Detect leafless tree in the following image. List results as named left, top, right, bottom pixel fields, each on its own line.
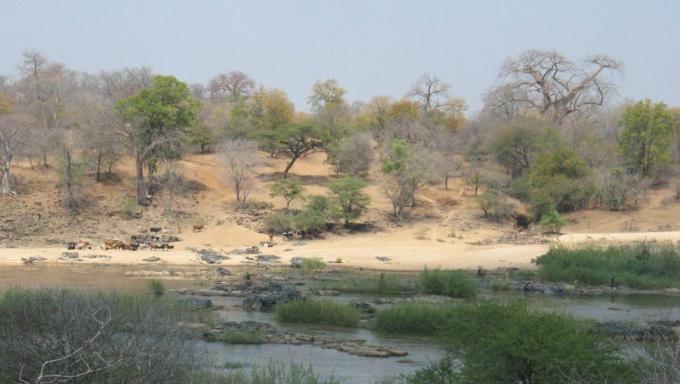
left=408, top=74, right=450, bottom=112
left=334, top=132, right=374, bottom=177
left=489, top=49, right=622, bottom=125
left=222, top=139, right=258, bottom=206
left=0, top=95, right=29, bottom=195
left=208, top=71, right=255, bottom=102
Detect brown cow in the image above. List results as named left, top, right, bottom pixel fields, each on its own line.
left=192, top=224, right=204, bottom=232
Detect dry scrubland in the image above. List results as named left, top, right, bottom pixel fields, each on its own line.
left=2, top=150, right=680, bottom=270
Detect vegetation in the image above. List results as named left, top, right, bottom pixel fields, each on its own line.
left=299, top=257, right=327, bottom=271
left=207, top=329, right=265, bottom=344
left=538, top=208, right=567, bottom=233
left=316, top=273, right=414, bottom=295
left=270, top=178, right=304, bottom=210
left=372, top=304, right=456, bottom=335
left=536, top=243, right=680, bottom=289
left=219, top=361, right=343, bottom=384
left=417, top=268, right=478, bottom=298
left=147, top=279, right=166, bottom=295
left=0, top=288, right=212, bottom=383
left=328, top=176, right=371, bottom=226
left=275, top=299, right=360, bottom=327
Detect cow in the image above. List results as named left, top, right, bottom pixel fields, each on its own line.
left=192, top=223, right=204, bottom=232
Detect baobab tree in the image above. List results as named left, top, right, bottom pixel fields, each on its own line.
left=0, top=94, right=29, bottom=195
left=208, top=71, right=255, bottom=102
left=488, top=50, right=622, bottom=124
left=408, top=74, right=451, bottom=112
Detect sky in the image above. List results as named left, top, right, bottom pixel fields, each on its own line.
left=1, top=0, right=679, bottom=113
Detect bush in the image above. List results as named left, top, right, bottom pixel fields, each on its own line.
left=438, top=301, right=637, bottom=384
left=372, top=304, right=456, bottom=335
left=148, top=279, right=166, bottom=295
left=219, top=361, right=343, bottom=384
left=417, top=269, right=477, bottom=298
left=538, top=208, right=566, bottom=233
left=0, top=288, right=211, bottom=384
left=316, top=273, right=414, bottom=295
left=536, top=242, right=680, bottom=289
left=264, top=212, right=295, bottom=234
left=300, top=257, right=327, bottom=271
left=275, top=299, right=360, bottom=327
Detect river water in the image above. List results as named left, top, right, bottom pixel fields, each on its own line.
left=2, top=264, right=680, bottom=383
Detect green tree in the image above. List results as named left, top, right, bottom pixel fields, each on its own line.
left=514, top=148, right=592, bottom=220
left=438, top=302, right=636, bottom=384
left=619, top=99, right=675, bottom=177
left=246, top=87, right=294, bottom=155
left=381, top=139, right=430, bottom=218
left=184, top=123, right=216, bottom=153
left=328, top=177, right=371, bottom=226
left=270, top=178, right=304, bottom=210
left=539, top=208, right=567, bottom=233
left=262, top=123, right=325, bottom=178
left=116, top=76, right=198, bottom=204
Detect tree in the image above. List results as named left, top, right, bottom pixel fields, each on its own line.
left=539, top=208, right=567, bottom=234
left=247, top=87, right=295, bottom=155
left=328, top=177, right=371, bottom=226
left=489, top=116, right=561, bottom=178
left=0, top=95, right=28, bottom=195
left=184, top=123, right=216, bottom=153
left=333, top=132, right=373, bottom=176
left=270, top=178, right=304, bottom=210
left=116, top=76, right=198, bottom=205
left=266, top=123, right=325, bottom=178
left=408, top=74, right=450, bottom=112
left=207, top=71, right=255, bottom=102
left=619, top=100, right=675, bottom=178
left=489, top=50, right=622, bottom=124
left=514, top=148, right=593, bottom=220
left=222, top=139, right=258, bottom=206
left=381, top=139, right=430, bottom=219
left=308, top=79, right=349, bottom=142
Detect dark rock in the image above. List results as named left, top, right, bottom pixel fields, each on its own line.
left=290, top=257, right=304, bottom=268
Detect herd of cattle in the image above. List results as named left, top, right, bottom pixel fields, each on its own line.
left=66, top=226, right=187, bottom=252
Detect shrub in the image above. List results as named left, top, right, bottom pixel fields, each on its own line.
left=538, top=208, right=567, bottom=233
left=438, top=301, right=637, bottom=384
left=316, top=273, right=414, bottom=295
left=264, top=212, right=295, bottom=234
left=270, top=178, right=304, bottom=210
left=300, top=257, right=327, bottom=271
left=148, top=279, right=166, bottom=295
left=372, top=304, right=456, bottom=335
left=219, top=361, right=344, bottom=384
left=328, top=177, right=371, bottom=226
left=535, top=242, right=680, bottom=289
left=275, top=299, right=359, bottom=327
left=0, top=288, right=211, bottom=384
left=417, top=269, right=477, bottom=298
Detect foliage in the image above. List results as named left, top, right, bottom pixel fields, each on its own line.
left=299, top=257, right=327, bottom=271
left=513, top=148, right=593, bottom=220
left=303, top=195, right=341, bottom=222
left=259, top=123, right=326, bottom=177
left=477, top=187, right=513, bottom=220
left=184, top=123, right=217, bottom=153
left=596, top=167, right=646, bottom=211
left=270, top=178, right=304, bottom=210
left=328, top=177, right=371, bottom=226
left=219, top=361, right=343, bottom=384
left=417, top=269, right=477, bottom=299
left=315, top=273, right=414, bottom=296
left=538, top=208, right=567, bottom=233
left=0, top=288, right=211, bottom=384
left=147, top=279, right=165, bottom=295
left=440, top=301, right=636, bottom=384
left=275, top=299, right=360, bottom=327
left=264, top=212, right=295, bottom=234
left=381, top=139, right=430, bottom=219
left=372, top=304, right=456, bottom=335
left=536, top=243, right=680, bottom=289
left=619, top=99, right=676, bottom=178
left=333, top=132, right=374, bottom=176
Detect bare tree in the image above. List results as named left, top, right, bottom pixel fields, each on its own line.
left=0, top=95, right=29, bottom=195
left=208, top=71, right=255, bottom=102
left=489, top=50, right=622, bottom=124
left=408, top=74, right=450, bottom=112
left=222, top=139, right=258, bottom=206
left=334, top=132, right=374, bottom=177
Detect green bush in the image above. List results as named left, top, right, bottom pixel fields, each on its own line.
left=317, top=273, right=414, bottom=295
left=275, top=299, right=360, bottom=327
left=300, top=257, right=327, bottom=271
left=219, top=361, right=343, bottom=384
left=437, top=301, right=637, bottom=384
left=372, top=304, right=456, bottom=335
left=264, top=212, right=295, bottom=234
left=148, top=279, right=166, bottom=295
left=536, top=242, right=680, bottom=289
left=417, top=269, right=477, bottom=298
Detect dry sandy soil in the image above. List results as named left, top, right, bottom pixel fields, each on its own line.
left=1, top=151, right=680, bottom=271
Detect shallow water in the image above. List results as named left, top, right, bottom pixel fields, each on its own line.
left=3, top=264, right=680, bottom=382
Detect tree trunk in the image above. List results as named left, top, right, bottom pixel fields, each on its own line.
left=95, top=152, right=102, bottom=182
left=0, top=156, right=11, bottom=195
left=282, top=154, right=301, bottom=179
left=135, top=150, right=146, bottom=205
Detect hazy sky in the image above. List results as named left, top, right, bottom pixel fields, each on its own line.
left=1, top=0, right=679, bottom=113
